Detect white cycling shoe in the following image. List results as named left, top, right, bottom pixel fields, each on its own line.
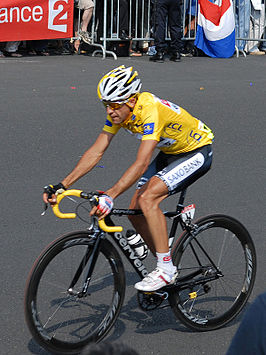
left=135, top=267, right=178, bottom=292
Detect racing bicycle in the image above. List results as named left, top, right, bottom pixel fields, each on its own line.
left=24, top=188, right=256, bottom=354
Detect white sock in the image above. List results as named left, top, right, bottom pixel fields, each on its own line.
left=156, top=251, right=176, bottom=275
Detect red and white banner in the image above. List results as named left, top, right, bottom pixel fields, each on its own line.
left=0, top=0, right=74, bottom=42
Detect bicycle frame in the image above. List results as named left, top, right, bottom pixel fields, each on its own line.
left=52, top=187, right=220, bottom=296
left=104, top=188, right=188, bottom=279
left=105, top=206, right=221, bottom=289
left=51, top=188, right=189, bottom=295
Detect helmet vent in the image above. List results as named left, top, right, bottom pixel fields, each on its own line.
left=98, top=66, right=142, bottom=102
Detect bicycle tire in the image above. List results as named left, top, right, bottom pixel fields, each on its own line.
left=169, top=214, right=256, bottom=331
left=24, top=231, right=125, bottom=354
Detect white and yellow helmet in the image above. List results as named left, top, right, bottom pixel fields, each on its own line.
left=97, top=65, right=142, bottom=103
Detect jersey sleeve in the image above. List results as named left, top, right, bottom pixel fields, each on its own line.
left=102, top=116, right=120, bottom=135
left=141, top=103, right=162, bottom=142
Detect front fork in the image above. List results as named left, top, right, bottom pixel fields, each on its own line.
left=68, top=232, right=104, bottom=297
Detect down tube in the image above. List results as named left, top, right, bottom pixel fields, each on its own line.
left=106, top=217, right=149, bottom=279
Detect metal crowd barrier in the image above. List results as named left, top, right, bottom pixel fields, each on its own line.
left=73, top=1, right=115, bottom=59
left=75, top=0, right=266, bottom=59
left=94, top=0, right=154, bottom=59
left=234, top=0, right=266, bottom=56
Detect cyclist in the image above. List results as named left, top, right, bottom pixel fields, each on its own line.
left=43, top=65, right=214, bottom=292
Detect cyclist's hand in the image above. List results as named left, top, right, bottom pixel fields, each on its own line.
left=43, top=183, right=66, bottom=205
left=90, top=194, right=113, bottom=220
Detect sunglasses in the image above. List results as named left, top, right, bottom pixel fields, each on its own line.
left=102, top=101, right=125, bottom=110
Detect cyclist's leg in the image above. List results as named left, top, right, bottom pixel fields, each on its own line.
left=129, top=155, right=178, bottom=290
left=129, top=154, right=179, bottom=291
left=129, top=189, right=156, bottom=255
left=132, top=145, right=213, bottom=290
left=129, top=176, right=169, bottom=255
left=129, top=145, right=213, bottom=251
left=129, top=145, right=213, bottom=243
left=132, top=177, right=179, bottom=291
left=128, top=152, right=168, bottom=255
left=155, top=144, right=213, bottom=196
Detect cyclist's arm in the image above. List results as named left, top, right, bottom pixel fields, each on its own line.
left=43, top=131, right=114, bottom=204
left=61, top=131, right=114, bottom=189
left=106, top=139, right=158, bottom=199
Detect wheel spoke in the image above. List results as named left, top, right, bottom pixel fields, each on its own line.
left=25, top=233, right=125, bottom=353
left=170, top=215, right=256, bottom=331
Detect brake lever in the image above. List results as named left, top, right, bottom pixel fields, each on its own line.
left=41, top=188, right=54, bottom=216
left=89, top=195, right=99, bottom=207
left=41, top=203, right=48, bottom=216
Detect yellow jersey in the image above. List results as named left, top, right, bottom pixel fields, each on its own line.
left=103, top=92, right=214, bottom=154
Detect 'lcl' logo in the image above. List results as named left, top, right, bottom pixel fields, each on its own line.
left=48, top=0, right=69, bottom=32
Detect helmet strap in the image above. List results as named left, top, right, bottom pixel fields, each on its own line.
left=125, top=95, right=138, bottom=111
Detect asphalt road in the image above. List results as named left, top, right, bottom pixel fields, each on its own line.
left=1, top=53, right=265, bottom=355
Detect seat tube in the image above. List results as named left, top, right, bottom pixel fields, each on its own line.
left=177, top=189, right=187, bottom=210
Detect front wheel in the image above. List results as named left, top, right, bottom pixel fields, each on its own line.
left=24, top=231, right=125, bottom=354
left=169, top=214, right=256, bottom=331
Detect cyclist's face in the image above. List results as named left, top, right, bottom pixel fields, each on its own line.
left=105, top=98, right=136, bottom=124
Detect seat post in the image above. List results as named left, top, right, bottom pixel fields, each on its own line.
left=177, top=188, right=187, bottom=211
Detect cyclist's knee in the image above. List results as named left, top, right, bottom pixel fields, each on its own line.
left=138, top=191, right=158, bottom=212
left=129, top=185, right=166, bottom=214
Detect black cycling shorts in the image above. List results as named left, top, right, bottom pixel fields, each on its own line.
left=136, top=145, right=213, bottom=195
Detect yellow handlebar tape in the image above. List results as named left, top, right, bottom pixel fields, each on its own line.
left=98, top=220, right=123, bottom=233
left=52, top=189, right=123, bottom=232
left=52, top=189, right=83, bottom=219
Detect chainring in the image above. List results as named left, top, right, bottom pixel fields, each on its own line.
left=137, top=290, right=168, bottom=311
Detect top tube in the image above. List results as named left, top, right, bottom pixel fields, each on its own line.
left=51, top=188, right=187, bottom=231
